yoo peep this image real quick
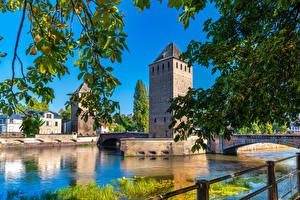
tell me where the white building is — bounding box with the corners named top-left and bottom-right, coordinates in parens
top-left (0, 113), bottom-right (23, 137)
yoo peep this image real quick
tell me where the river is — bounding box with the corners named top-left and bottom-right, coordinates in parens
top-left (0, 146), bottom-right (298, 199)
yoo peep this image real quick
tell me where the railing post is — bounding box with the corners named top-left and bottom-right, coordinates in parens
top-left (297, 153), bottom-right (300, 194)
top-left (196, 179), bottom-right (209, 200)
top-left (267, 161), bottom-right (278, 200)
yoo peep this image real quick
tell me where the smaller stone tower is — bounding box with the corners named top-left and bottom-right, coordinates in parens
top-left (149, 43), bottom-right (193, 138)
top-left (71, 83), bottom-right (95, 136)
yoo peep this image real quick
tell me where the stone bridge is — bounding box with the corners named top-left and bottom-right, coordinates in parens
top-left (97, 132), bottom-right (149, 147)
top-left (209, 134), bottom-right (300, 155)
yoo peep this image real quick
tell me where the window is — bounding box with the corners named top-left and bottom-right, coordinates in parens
top-left (152, 67), bottom-right (154, 73)
top-left (164, 117), bottom-right (166, 122)
top-left (9, 119), bottom-right (13, 123)
top-left (180, 64), bottom-right (182, 70)
top-left (176, 62), bottom-right (178, 68)
top-left (154, 118), bottom-right (157, 123)
top-left (46, 114), bottom-right (52, 118)
top-left (157, 65), bottom-right (159, 73)
top-left (189, 67), bottom-right (191, 73)
top-left (55, 122), bottom-right (58, 126)
top-left (46, 121), bottom-right (49, 126)
top-left (47, 130), bottom-right (51, 134)
top-left (168, 62), bottom-right (170, 71)
top-left (185, 65), bottom-right (187, 71)
top-left (162, 64), bottom-right (164, 71)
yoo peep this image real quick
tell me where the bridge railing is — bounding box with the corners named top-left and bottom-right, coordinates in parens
top-left (146, 153), bottom-right (300, 200)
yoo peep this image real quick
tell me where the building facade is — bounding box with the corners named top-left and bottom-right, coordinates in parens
top-left (149, 43), bottom-right (193, 138)
top-left (28, 111), bottom-right (63, 134)
top-left (0, 113), bottom-right (23, 137)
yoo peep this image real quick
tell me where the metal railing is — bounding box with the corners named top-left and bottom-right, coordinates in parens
top-left (146, 153), bottom-right (300, 200)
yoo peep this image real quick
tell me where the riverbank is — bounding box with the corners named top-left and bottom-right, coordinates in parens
top-left (0, 134), bottom-right (98, 149)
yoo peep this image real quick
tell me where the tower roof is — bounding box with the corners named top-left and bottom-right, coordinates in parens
top-left (153, 43), bottom-right (182, 63)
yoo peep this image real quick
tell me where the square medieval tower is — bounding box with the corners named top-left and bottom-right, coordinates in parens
top-left (149, 43), bottom-right (193, 138)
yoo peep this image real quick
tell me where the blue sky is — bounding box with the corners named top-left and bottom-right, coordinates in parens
top-left (0, 1), bottom-right (219, 114)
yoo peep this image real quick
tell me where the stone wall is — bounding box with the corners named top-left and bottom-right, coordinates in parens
top-left (120, 136), bottom-right (206, 156)
top-left (0, 134), bottom-right (98, 147)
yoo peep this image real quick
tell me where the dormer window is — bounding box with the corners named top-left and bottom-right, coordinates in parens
top-left (46, 114), bottom-right (52, 118)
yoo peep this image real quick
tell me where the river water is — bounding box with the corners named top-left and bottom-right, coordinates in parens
top-left (0, 146), bottom-right (298, 199)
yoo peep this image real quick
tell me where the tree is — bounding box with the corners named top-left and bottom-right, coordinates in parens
top-left (21, 113), bottom-right (44, 137)
top-left (27, 98), bottom-right (49, 111)
top-left (133, 80), bottom-right (149, 132)
top-left (166, 0), bottom-right (299, 151)
top-left (59, 107), bottom-right (71, 121)
top-left (0, 0), bottom-right (126, 132)
top-left (113, 114), bottom-right (136, 131)
top-left (109, 123), bottom-right (125, 132)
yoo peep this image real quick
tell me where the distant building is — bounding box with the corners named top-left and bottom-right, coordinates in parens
top-left (97, 124), bottom-right (109, 134)
top-left (62, 120), bottom-right (72, 134)
top-left (26, 110), bottom-right (62, 134)
top-left (127, 114), bottom-right (133, 118)
top-left (71, 83), bottom-right (95, 136)
top-left (0, 113), bottom-right (23, 137)
top-left (149, 43), bottom-right (193, 138)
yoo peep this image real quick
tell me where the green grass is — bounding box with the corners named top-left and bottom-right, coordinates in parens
top-left (6, 177), bottom-right (253, 200)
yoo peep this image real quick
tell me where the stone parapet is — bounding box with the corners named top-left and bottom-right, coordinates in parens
top-left (120, 136), bottom-right (206, 156)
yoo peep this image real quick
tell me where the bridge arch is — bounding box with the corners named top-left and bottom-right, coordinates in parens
top-left (101, 138), bottom-right (120, 148)
top-left (223, 141), bottom-right (298, 155)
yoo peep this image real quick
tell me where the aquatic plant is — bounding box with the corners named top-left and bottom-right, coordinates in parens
top-left (5, 176), bottom-right (253, 200)
top-left (57, 183), bottom-right (118, 200)
top-left (115, 176), bottom-right (174, 199)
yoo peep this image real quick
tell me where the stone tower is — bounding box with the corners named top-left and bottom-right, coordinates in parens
top-left (149, 43), bottom-right (193, 138)
top-left (71, 83), bottom-right (95, 136)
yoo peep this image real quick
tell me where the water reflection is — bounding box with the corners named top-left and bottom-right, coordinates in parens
top-left (0, 146), bottom-right (298, 198)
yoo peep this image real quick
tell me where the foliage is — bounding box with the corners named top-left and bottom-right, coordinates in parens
top-left (27, 98), bottom-right (49, 111)
top-left (59, 107), bottom-right (71, 121)
top-left (133, 80), bottom-right (149, 132)
top-left (20, 112), bottom-right (44, 137)
top-left (165, 0), bottom-right (299, 151)
top-left (236, 122), bottom-right (290, 135)
top-left (114, 176), bottom-right (174, 199)
top-left (113, 114), bottom-right (136, 131)
top-left (0, 0), bottom-right (127, 131)
top-left (57, 183), bottom-right (118, 200)
top-left (109, 123), bottom-right (125, 132)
